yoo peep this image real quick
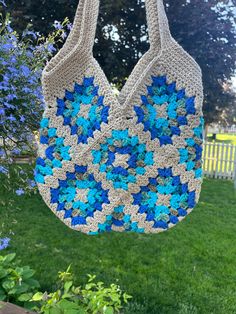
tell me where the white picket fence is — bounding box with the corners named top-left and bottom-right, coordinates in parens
top-left (203, 141), bottom-right (236, 181)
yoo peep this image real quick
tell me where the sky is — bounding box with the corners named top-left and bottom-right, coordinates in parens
top-left (232, 76), bottom-right (236, 91)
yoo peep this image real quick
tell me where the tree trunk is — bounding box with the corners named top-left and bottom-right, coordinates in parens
top-left (204, 123), bottom-right (209, 141)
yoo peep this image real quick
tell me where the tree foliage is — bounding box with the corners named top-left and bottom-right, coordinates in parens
top-left (3, 0), bottom-right (236, 125)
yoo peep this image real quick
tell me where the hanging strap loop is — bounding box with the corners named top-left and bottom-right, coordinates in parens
top-left (45, 0), bottom-right (86, 72)
top-left (78, 0), bottom-right (100, 52)
top-left (145, 0), bottom-right (172, 50)
top-left (63, 0), bottom-right (86, 52)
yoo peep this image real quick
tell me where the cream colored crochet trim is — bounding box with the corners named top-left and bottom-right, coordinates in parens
top-left (37, 0), bottom-right (204, 234)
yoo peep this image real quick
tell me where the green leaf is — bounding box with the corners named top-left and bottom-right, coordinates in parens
top-left (25, 278), bottom-right (40, 288)
top-left (0, 268), bottom-right (8, 279)
top-left (87, 274), bottom-right (96, 282)
top-left (15, 267), bottom-right (24, 275)
top-left (61, 293), bottom-right (73, 299)
top-left (85, 283), bottom-right (96, 290)
top-left (46, 307), bottom-right (63, 314)
top-left (104, 306), bottom-right (114, 314)
top-left (17, 293), bottom-right (33, 302)
top-left (72, 286), bottom-right (81, 295)
top-left (2, 280), bottom-right (15, 291)
top-left (31, 291), bottom-right (44, 301)
top-left (20, 266), bottom-right (35, 279)
top-left (9, 283), bottom-right (29, 295)
top-left (58, 299), bottom-right (85, 314)
top-left (2, 253), bottom-right (16, 264)
top-left (64, 280), bottom-right (73, 293)
top-left (123, 292), bottom-right (132, 303)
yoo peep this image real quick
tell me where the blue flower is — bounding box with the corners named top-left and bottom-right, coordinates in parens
top-left (53, 20), bottom-right (63, 30)
top-left (20, 65), bottom-right (31, 77)
top-left (28, 180), bottom-right (36, 188)
top-left (22, 30), bottom-right (37, 40)
top-left (2, 42), bottom-right (14, 51)
top-left (67, 23), bottom-right (73, 31)
top-left (0, 238), bottom-right (10, 251)
top-left (7, 114), bottom-right (16, 122)
top-left (11, 148), bottom-right (21, 155)
top-left (20, 115), bottom-right (25, 123)
top-left (6, 94), bottom-right (17, 101)
top-left (0, 166), bottom-right (8, 174)
top-left (47, 43), bottom-right (56, 54)
top-left (16, 188), bottom-right (24, 196)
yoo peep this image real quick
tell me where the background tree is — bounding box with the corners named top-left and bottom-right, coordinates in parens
top-left (3, 0), bottom-right (236, 126)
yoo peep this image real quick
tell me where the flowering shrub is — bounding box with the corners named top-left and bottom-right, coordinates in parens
top-left (0, 1), bottom-right (70, 197)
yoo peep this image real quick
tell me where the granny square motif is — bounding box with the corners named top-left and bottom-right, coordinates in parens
top-left (35, 0), bottom-right (204, 234)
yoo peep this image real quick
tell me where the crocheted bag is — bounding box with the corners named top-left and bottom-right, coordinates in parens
top-left (35, 0), bottom-right (204, 234)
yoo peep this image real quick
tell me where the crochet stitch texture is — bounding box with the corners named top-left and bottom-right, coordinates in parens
top-left (35, 0), bottom-right (204, 234)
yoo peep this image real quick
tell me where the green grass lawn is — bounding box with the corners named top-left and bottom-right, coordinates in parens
top-left (0, 178), bottom-right (236, 314)
top-left (207, 133), bottom-right (236, 145)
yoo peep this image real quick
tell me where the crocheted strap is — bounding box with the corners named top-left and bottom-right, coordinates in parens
top-left (46, 0), bottom-right (86, 72)
top-left (62, 0), bottom-right (86, 52)
top-left (71, 0), bottom-right (172, 53)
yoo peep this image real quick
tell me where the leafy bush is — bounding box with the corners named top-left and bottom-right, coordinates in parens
top-left (0, 253), bottom-right (40, 308)
top-left (0, 242), bottom-right (131, 313)
top-left (31, 266), bottom-right (132, 314)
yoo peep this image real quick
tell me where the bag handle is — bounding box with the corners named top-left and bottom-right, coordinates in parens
top-left (45, 0), bottom-right (86, 71)
top-left (74, 0), bottom-right (172, 53)
top-left (63, 0), bottom-right (86, 52)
